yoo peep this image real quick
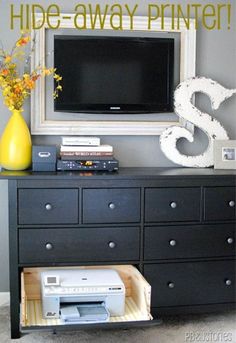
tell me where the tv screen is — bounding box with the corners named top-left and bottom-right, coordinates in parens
top-left (54, 36), bottom-right (174, 114)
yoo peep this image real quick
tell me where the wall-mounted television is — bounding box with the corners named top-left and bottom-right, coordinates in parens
top-left (54, 36), bottom-right (174, 114)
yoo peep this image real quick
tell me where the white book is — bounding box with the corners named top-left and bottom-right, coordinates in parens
top-left (60, 144), bottom-right (113, 153)
top-left (61, 136), bottom-right (100, 146)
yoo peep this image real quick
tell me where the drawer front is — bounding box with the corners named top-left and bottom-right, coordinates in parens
top-left (144, 224), bottom-right (236, 260)
top-left (19, 227), bottom-right (140, 263)
top-left (144, 261), bottom-right (236, 307)
top-left (145, 188), bottom-right (201, 222)
top-left (18, 189), bottom-right (79, 224)
top-left (204, 187), bottom-right (236, 221)
top-left (82, 188), bottom-right (140, 224)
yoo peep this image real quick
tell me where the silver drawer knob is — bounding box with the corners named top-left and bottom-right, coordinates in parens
top-left (225, 279), bottom-right (232, 286)
top-left (45, 243), bottom-right (53, 250)
top-left (108, 203), bottom-right (116, 210)
top-left (170, 202), bottom-right (177, 209)
top-left (168, 282), bottom-right (175, 289)
top-left (227, 237), bottom-right (234, 244)
top-left (108, 241), bottom-right (116, 249)
top-left (169, 240), bottom-right (177, 246)
top-left (229, 200), bottom-right (235, 207)
top-left (45, 203), bottom-right (53, 211)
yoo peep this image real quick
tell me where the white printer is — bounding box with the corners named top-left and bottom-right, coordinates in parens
top-left (41, 269), bottom-right (125, 323)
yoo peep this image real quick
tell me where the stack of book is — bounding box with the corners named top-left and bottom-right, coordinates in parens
top-left (59, 136), bottom-right (114, 161)
top-left (57, 137), bottom-right (118, 171)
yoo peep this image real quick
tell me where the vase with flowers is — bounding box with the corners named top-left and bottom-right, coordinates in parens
top-left (0, 32), bottom-right (62, 170)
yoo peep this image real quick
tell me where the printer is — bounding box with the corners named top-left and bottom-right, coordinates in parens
top-left (41, 269), bottom-right (125, 323)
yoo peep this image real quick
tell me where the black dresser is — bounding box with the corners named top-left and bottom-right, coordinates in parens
top-left (1, 168), bottom-right (236, 338)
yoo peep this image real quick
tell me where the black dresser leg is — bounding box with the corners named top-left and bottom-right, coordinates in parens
top-left (10, 307), bottom-right (20, 339)
top-left (11, 328), bottom-right (21, 339)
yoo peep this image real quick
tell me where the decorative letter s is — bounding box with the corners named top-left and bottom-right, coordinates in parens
top-left (160, 77), bottom-right (236, 167)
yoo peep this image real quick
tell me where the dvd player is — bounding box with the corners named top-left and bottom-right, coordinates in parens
top-left (57, 159), bottom-right (119, 172)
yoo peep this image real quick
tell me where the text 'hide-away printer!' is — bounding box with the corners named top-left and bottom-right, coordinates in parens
top-left (41, 269), bottom-right (125, 324)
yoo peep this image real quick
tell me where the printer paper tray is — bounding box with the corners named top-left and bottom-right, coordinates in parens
top-left (60, 303), bottom-right (110, 324)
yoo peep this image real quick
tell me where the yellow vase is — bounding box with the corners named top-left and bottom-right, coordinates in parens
top-left (0, 109), bottom-right (32, 170)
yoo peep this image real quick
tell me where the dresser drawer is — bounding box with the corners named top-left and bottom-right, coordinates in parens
top-left (82, 188), bottom-right (140, 224)
top-left (18, 189), bottom-right (79, 225)
top-left (204, 187), bottom-right (236, 221)
top-left (19, 227), bottom-right (140, 263)
top-left (144, 224), bottom-right (236, 260)
top-left (144, 260), bottom-right (236, 307)
top-left (145, 188), bottom-right (201, 223)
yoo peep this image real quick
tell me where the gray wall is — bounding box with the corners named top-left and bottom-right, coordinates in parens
top-left (0, 0), bottom-right (236, 291)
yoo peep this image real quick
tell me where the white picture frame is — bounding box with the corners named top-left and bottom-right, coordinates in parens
top-left (214, 140), bottom-right (236, 169)
top-left (31, 14), bottom-right (196, 136)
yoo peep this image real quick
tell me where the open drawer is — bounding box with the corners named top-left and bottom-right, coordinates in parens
top-left (21, 265), bottom-right (159, 331)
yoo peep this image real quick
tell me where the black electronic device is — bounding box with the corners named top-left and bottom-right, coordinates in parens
top-left (57, 159), bottom-right (119, 172)
top-left (54, 36), bottom-right (174, 114)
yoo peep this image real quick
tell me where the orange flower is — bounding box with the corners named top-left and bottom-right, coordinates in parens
top-left (32, 74), bottom-right (40, 82)
top-left (2, 69), bottom-right (9, 76)
top-left (24, 79), bottom-right (35, 89)
top-left (16, 36), bottom-right (30, 47)
top-left (14, 85), bottom-right (22, 94)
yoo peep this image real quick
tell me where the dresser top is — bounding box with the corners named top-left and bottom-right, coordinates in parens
top-left (0, 167), bottom-right (236, 180)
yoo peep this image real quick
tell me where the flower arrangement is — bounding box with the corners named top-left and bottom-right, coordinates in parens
top-left (0, 31), bottom-right (62, 111)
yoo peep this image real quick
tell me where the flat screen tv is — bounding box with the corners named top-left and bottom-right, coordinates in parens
top-left (54, 36), bottom-right (174, 114)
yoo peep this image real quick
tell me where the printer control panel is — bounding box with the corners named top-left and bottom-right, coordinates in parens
top-left (44, 286), bottom-right (122, 295)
